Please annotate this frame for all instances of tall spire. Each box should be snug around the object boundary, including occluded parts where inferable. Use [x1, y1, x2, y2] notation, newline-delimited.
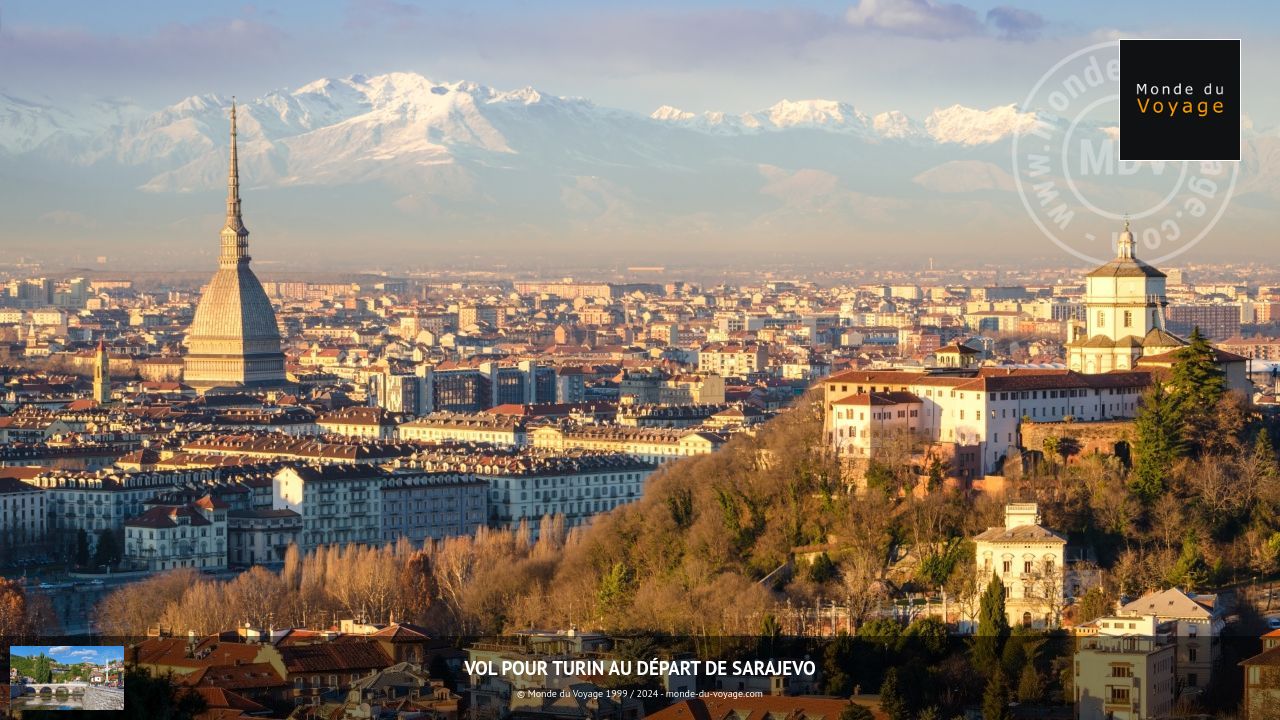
[219, 97, 250, 268]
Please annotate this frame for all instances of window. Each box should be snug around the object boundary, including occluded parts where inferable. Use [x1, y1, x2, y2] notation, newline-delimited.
[1097, 310, 1105, 326]
[1123, 310, 1133, 327]
[1109, 687, 1130, 703]
[1002, 560, 1011, 573]
[1111, 665, 1132, 678]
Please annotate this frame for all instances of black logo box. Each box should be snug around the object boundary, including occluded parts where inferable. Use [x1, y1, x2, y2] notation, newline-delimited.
[1119, 39, 1240, 161]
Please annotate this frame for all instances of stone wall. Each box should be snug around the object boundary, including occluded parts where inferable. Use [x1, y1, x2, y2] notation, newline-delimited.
[1019, 420, 1135, 467]
[83, 686, 124, 711]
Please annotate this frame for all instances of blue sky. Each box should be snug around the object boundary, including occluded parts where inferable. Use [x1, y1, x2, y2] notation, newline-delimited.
[9, 645, 124, 666]
[2, 0, 1278, 120]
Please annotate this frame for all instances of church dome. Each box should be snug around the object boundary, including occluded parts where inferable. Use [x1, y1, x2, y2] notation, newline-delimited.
[1086, 221, 1166, 278]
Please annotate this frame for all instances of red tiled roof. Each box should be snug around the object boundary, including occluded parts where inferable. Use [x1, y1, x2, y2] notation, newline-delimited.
[279, 641, 391, 673]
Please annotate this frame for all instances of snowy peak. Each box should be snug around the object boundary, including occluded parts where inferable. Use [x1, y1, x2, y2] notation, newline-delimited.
[648, 99, 1038, 145]
[872, 110, 926, 141]
[754, 99, 869, 132]
[924, 103, 1042, 146]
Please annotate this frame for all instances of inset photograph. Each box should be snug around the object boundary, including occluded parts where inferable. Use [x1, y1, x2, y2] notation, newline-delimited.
[7, 647, 124, 713]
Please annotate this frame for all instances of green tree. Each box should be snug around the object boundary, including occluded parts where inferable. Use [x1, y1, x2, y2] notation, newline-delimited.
[1042, 436, 1060, 470]
[74, 529, 90, 567]
[1166, 532, 1209, 591]
[596, 562, 634, 615]
[33, 653, 52, 683]
[982, 670, 1011, 720]
[1073, 586, 1115, 625]
[823, 634, 855, 696]
[1131, 381, 1185, 503]
[879, 668, 910, 720]
[840, 705, 875, 720]
[121, 665, 208, 720]
[808, 552, 837, 584]
[1169, 328, 1227, 412]
[1017, 664, 1043, 703]
[1168, 327, 1227, 454]
[94, 529, 120, 567]
[903, 616, 948, 660]
[975, 572, 1010, 670]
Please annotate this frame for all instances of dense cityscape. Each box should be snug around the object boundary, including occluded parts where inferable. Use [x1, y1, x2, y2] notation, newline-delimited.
[4, 1, 1280, 719]
[0, 100, 1275, 720]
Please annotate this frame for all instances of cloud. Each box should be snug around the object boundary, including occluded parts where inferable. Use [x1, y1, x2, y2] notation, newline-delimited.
[47, 646, 71, 654]
[845, 0, 984, 39]
[985, 6, 1045, 41]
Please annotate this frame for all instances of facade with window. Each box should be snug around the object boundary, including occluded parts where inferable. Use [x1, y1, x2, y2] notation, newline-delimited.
[1074, 614, 1176, 720]
[478, 453, 655, 538]
[1240, 629, 1280, 720]
[1120, 588, 1225, 694]
[0, 477, 46, 550]
[973, 503, 1067, 629]
[823, 367, 1150, 477]
[124, 495, 228, 571]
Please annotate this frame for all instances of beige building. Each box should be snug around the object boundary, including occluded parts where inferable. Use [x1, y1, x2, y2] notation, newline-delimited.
[316, 406, 399, 440]
[698, 342, 767, 378]
[0, 477, 46, 549]
[1120, 588, 1224, 693]
[1074, 613, 1177, 720]
[124, 495, 228, 572]
[1066, 222, 1183, 374]
[529, 425, 725, 465]
[973, 503, 1066, 629]
[398, 413, 528, 446]
[1240, 629, 1280, 720]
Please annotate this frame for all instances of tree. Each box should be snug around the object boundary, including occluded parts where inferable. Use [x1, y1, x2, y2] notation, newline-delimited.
[1131, 381, 1185, 503]
[808, 552, 837, 584]
[975, 573, 1010, 669]
[878, 668, 911, 720]
[1074, 586, 1115, 625]
[120, 665, 208, 720]
[840, 705, 874, 720]
[1042, 436, 1060, 471]
[1016, 664, 1043, 703]
[0, 577, 28, 636]
[94, 529, 120, 567]
[33, 653, 52, 683]
[1168, 327, 1227, 455]
[1166, 532, 1209, 591]
[74, 528, 90, 567]
[982, 670, 1011, 720]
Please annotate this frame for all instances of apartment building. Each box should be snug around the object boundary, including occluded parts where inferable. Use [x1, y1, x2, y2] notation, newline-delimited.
[1074, 614, 1177, 720]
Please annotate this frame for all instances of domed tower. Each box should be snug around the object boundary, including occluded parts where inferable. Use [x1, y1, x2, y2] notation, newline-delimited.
[184, 101, 287, 391]
[1067, 220, 1182, 373]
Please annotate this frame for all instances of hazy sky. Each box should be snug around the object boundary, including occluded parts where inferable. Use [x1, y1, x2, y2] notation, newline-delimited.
[3, 0, 1278, 120]
[2, 0, 1278, 270]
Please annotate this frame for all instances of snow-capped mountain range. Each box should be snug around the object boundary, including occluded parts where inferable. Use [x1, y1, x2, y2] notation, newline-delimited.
[0, 71, 1046, 190]
[0, 71, 1274, 264]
